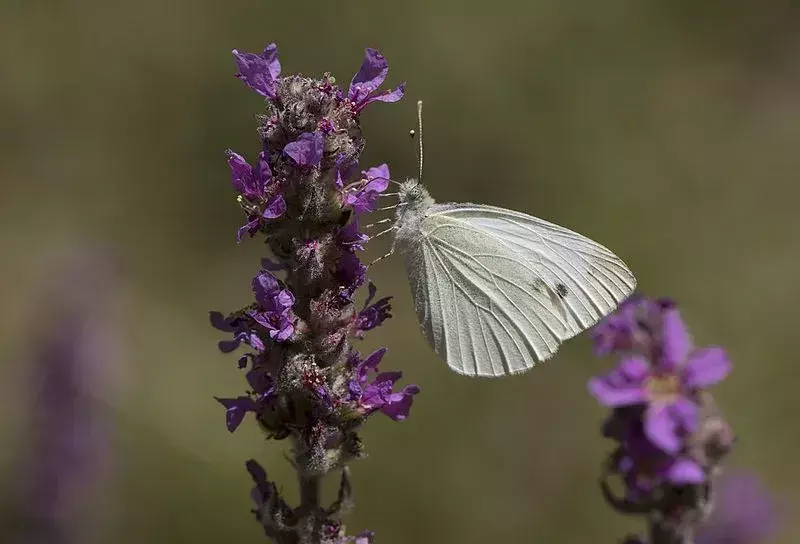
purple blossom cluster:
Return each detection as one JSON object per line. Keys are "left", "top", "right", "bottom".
{"left": 588, "top": 297, "right": 745, "bottom": 543}
{"left": 211, "top": 42, "right": 417, "bottom": 543}
{"left": 9, "top": 252, "right": 118, "bottom": 544}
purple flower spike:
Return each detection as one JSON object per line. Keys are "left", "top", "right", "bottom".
{"left": 217, "top": 42, "right": 416, "bottom": 541}
{"left": 348, "top": 48, "right": 405, "bottom": 113}
{"left": 233, "top": 43, "right": 281, "bottom": 99}
{"left": 344, "top": 164, "right": 391, "bottom": 215}
{"left": 283, "top": 131, "right": 324, "bottom": 167}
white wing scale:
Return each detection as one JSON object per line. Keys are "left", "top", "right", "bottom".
{"left": 401, "top": 203, "right": 636, "bottom": 377}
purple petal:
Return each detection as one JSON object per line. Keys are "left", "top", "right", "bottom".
{"left": 218, "top": 339, "right": 241, "bottom": 353}
{"left": 210, "top": 311, "right": 234, "bottom": 332}
{"left": 660, "top": 308, "right": 692, "bottom": 370}
{"left": 215, "top": 396, "right": 257, "bottom": 432}
{"left": 249, "top": 333, "right": 266, "bottom": 352}
{"left": 245, "top": 459, "right": 273, "bottom": 505}
{"left": 271, "top": 322, "right": 294, "bottom": 342}
{"left": 233, "top": 43, "right": 281, "bottom": 98}
{"left": 253, "top": 271, "right": 280, "bottom": 300}
{"left": 261, "top": 257, "right": 287, "bottom": 271}
{"left": 645, "top": 404, "right": 680, "bottom": 454}
{"left": 363, "top": 163, "right": 390, "bottom": 189}
{"left": 275, "top": 289, "right": 295, "bottom": 309}
{"left": 236, "top": 217, "right": 260, "bottom": 243}
{"left": 382, "top": 384, "right": 420, "bottom": 421}
{"left": 588, "top": 377, "right": 646, "bottom": 407}
{"left": 361, "top": 348, "right": 387, "bottom": 373}
{"left": 364, "top": 82, "right": 406, "bottom": 105}
{"left": 669, "top": 397, "right": 699, "bottom": 434}
{"left": 618, "top": 357, "right": 650, "bottom": 381}
{"left": 348, "top": 48, "right": 389, "bottom": 103}
{"left": 666, "top": 458, "right": 705, "bottom": 484}
{"left": 283, "top": 131, "right": 324, "bottom": 167}
{"left": 261, "top": 194, "right": 286, "bottom": 219}
{"left": 363, "top": 282, "right": 378, "bottom": 308}
{"left": 227, "top": 151, "right": 255, "bottom": 195}
{"left": 256, "top": 152, "right": 272, "bottom": 185}
{"left": 683, "top": 347, "right": 731, "bottom": 389}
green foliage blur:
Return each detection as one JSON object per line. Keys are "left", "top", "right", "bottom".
{"left": 1, "top": 0, "right": 798, "bottom": 542}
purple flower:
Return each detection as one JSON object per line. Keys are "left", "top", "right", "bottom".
{"left": 696, "top": 471, "right": 777, "bottom": 544}
{"left": 228, "top": 150, "right": 272, "bottom": 201}
{"left": 215, "top": 395, "right": 258, "bottom": 432}
{"left": 283, "top": 131, "right": 324, "bottom": 167}
{"left": 227, "top": 150, "right": 286, "bottom": 243}
{"left": 249, "top": 270, "right": 296, "bottom": 342}
{"left": 589, "top": 305, "right": 732, "bottom": 454}
{"left": 210, "top": 311, "right": 266, "bottom": 354}
{"left": 233, "top": 43, "right": 281, "bottom": 99}
{"left": 348, "top": 349, "right": 420, "bottom": 421}
{"left": 355, "top": 283, "right": 392, "bottom": 337}
{"left": 344, "top": 164, "right": 391, "bottom": 215}
{"left": 348, "top": 48, "right": 405, "bottom": 114}
{"left": 591, "top": 296, "right": 674, "bottom": 357}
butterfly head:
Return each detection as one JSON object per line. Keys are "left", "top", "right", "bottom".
{"left": 398, "top": 178, "right": 432, "bottom": 209}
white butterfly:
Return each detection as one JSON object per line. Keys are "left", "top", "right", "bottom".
{"left": 376, "top": 102, "right": 636, "bottom": 377}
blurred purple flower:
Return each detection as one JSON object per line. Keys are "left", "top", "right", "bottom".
{"left": 591, "top": 296, "right": 679, "bottom": 357}
{"left": 283, "top": 131, "right": 324, "bottom": 167}
{"left": 12, "top": 251, "right": 119, "bottom": 543}
{"left": 696, "top": 471, "right": 777, "bottom": 544}
{"left": 616, "top": 419, "right": 705, "bottom": 501}
{"left": 589, "top": 306, "right": 731, "bottom": 454}
{"left": 233, "top": 43, "right": 281, "bottom": 99}
{"left": 348, "top": 48, "right": 405, "bottom": 114}
{"left": 344, "top": 164, "right": 391, "bottom": 215}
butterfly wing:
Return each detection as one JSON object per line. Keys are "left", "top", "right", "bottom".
{"left": 402, "top": 203, "right": 636, "bottom": 377}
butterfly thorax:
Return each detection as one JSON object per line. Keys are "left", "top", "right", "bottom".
{"left": 394, "top": 179, "right": 435, "bottom": 251}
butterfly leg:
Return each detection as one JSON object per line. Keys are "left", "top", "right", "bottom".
{"left": 363, "top": 217, "right": 394, "bottom": 229}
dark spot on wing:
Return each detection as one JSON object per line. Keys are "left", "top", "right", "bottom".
{"left": 555, "top": 283, "right": 568, "bottom": 298}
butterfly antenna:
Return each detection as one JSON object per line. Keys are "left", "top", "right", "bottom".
{"left": 409, "top": 100, "right": 424, "bottom": 182}
{"left": 417, "top": 100, "right": 424, "bottom": 182}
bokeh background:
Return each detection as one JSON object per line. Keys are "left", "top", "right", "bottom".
{"left": 1, "top": 0, "right": 798, "bottom": 542}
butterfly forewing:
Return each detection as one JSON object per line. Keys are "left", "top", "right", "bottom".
{"left": 403, "top": 203, "right": 636, "bottom": 377}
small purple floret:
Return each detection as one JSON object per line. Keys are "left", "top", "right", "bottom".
{"left": 348, "top": 48, "right": 405, "bottom": 113}
{"left": 233, "top": 43, "right": 281, "bottom": 99}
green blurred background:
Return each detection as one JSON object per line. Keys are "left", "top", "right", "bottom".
{"left": 1, "top": 0, "right": 798, "bottom": 542}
